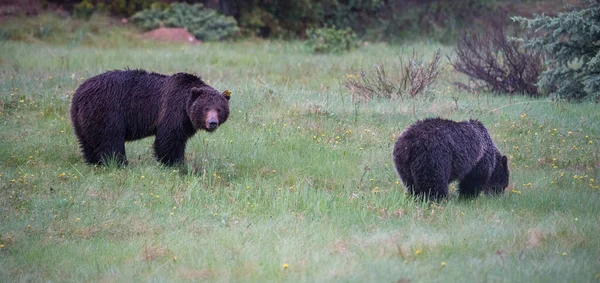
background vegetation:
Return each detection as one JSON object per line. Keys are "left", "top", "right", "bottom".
{"left": 36, "top": 0, "right": 575, "bottom": 41}
{"left": 1, "top": 8, "right": 600, "bottom": 281}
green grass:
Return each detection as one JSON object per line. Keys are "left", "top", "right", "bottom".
{"left": 1, "top": 15, "right": 600, "bottom": 283}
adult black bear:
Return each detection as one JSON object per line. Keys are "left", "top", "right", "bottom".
{"left": 393, "top": 118, "right": 509, "bottom": 201}
{"left": 70, "top": 69, "right": 230, "bottom": 166}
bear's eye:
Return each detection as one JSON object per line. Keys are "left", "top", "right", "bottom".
{"left": 204, "top": 107, "right": 209, "bottom": 112}
{"left": 217, "top": 108, "right": 222, "bottom": 113}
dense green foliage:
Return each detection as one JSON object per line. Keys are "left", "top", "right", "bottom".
{"left": 515, "top": 2, "right": 600, "bottom": 101}
{"left": 130, "top": 3, "right": 240, "bottom": 41}
{"left": 55, "top": 0, "right": 513, "bottom": 41}
{"left": 305, "top": 26, "right": 358, "bottom": 53}
{"left": 49, "top": 0, "right": 158, "bottom": 17}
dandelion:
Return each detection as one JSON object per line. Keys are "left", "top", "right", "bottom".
{"left": 73, "top": 176, "right": 77, "bottom": 180}
{"left": 76, "top": 218, "right": 81, "bottom": 221}
{"left": 155, "top": 195, "right": 160, "bottom": 199}
{"left": 441, "top": 262, "right": 446, "bottom": 267}
{"left": 415, "top": 249, "right": 421, "bottom": 255}
{"left": 170, "top": 212, "right": 174, "bottom": 216}
{"left": 19, "top": 100, "right": 24, "bottom": 103}
{"left": 562, "top": 252, "right": 567, "bottom": 256}
{"left": 359, "top": 147, "right": 364, "bottom": 150}
{"left": 173, "top": 256, "right": 177, "bottom": 261}
{"left": 0, "top": 244, "right": 4, "bottom": 248}
{"left": 282, "top": 263, "right": 289, "bottom": 269}
{"left": 272, "top": 170, "right": 276, "bottom": 173}
{"left": 568, "top": 131, "right": 572, "bottom": 135}
{"left": 141, "top": 175, "right": 145, "bottom": 179}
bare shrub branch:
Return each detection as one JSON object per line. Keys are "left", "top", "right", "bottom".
{"left": 344, "top": 49, "right": 441, "bottom": 101}
{"left": 450, "top": 14, "right": 543, "bottom": 96}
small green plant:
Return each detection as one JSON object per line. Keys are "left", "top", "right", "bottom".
{"left": 306, "top": 26, "right": 358, "bottom": 54}
{"left": 514, "top": 1, "right": 600, "bottom": 102}
{"left": 73, "top": 0, "right": 95, "bottom": 20}
{"left": 130, "top": 2, "right": 240, "bottom": 41}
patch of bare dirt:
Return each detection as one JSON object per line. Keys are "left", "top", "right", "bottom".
{"left": 142, "top": 27, "right": 202, "bottom": 44}
{"left": 179, "top": 268, "right": 218, "bottom": 280}
{"left": 526, "top": 228, "right": 546, "bottom": 248}
{"left": 138, "top": 245, "right": 168, "bottom": 261}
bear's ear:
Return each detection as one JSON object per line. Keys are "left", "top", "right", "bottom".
{"left": 501, "top": 155, "right": 508, "bottom": 166}
{"left": 222, "top": 90, "right": 231, "bottom": 101}
{"left": 191, "top": 87, "right": 206, "bottom": 99}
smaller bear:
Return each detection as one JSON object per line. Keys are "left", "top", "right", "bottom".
{"left": 70, "top": 69, "right": 230, "bottom": 166}
{"left": 392, "top": 118, "right": 509, "bottom": 201}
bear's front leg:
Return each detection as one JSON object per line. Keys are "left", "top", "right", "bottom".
{"left": 154, "top": 130, "right": 188, "bottom": 166}
{"left": 458, "top": 164, "right": 489, "bottom": 199}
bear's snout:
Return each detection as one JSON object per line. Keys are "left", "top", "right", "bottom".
{"left": 206, "top": 110, "right": 219, "bottom": 130}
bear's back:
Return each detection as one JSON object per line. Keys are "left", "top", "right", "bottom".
{"left": 395, "top": 118, "right": 487, "bottom": 169}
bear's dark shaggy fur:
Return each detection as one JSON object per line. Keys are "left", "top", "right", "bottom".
{"left": 70, "top": 69, "right": 230, "bottom": 166}
{"left": 393, "top": 118, "right": 509, "bottom": 201}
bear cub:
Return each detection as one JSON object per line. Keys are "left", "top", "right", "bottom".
{"left": 393, "top": 118, "right": 509, "bottom": 201}
{"left": 71, "top": 69, "right": 230, "bottom": 166}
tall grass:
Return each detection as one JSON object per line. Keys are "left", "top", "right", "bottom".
{"left": 0, "top": 15, "right": 599, "bottom": 282}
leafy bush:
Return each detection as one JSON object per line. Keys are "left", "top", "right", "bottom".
{"left": 450, "top": 14, "right": 543, "bottom": 96}
{"left": 514, "top": 1, "right": 600, "bottom": 102}
{"left": 344, "top": 49, "right": 441, "bottom": 101}
{"left": 73, "top": 0, "right": 95, "bottom": 20}
{"left": 130, "top": 2, "right": 240, "bottom": 41}
{"left": 306, "top": 26, "right": 358, "bottom": 54}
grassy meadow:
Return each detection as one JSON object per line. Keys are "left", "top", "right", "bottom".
{"left": 1, "top": 15, "right": 600, "bottom": 282}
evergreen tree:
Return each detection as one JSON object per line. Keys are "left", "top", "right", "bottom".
{"left": 514, "top": 1, "right": 600, "bottom": 101}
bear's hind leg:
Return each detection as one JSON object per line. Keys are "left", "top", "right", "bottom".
{"left": 97, "top": 138, "right": 127, "bottom": 166}
{"left": 412, "top": 172, "right": 449, "bottom": 201}
{"left": 94, "top": 122, "right": 128, "bottom": 166}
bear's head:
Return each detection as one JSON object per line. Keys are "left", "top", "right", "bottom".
{"left": 188, "top": 87, "right": 230, "bottom": 132}
{"left": 486, "top": 154, "right": 509, "bottom": 195}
